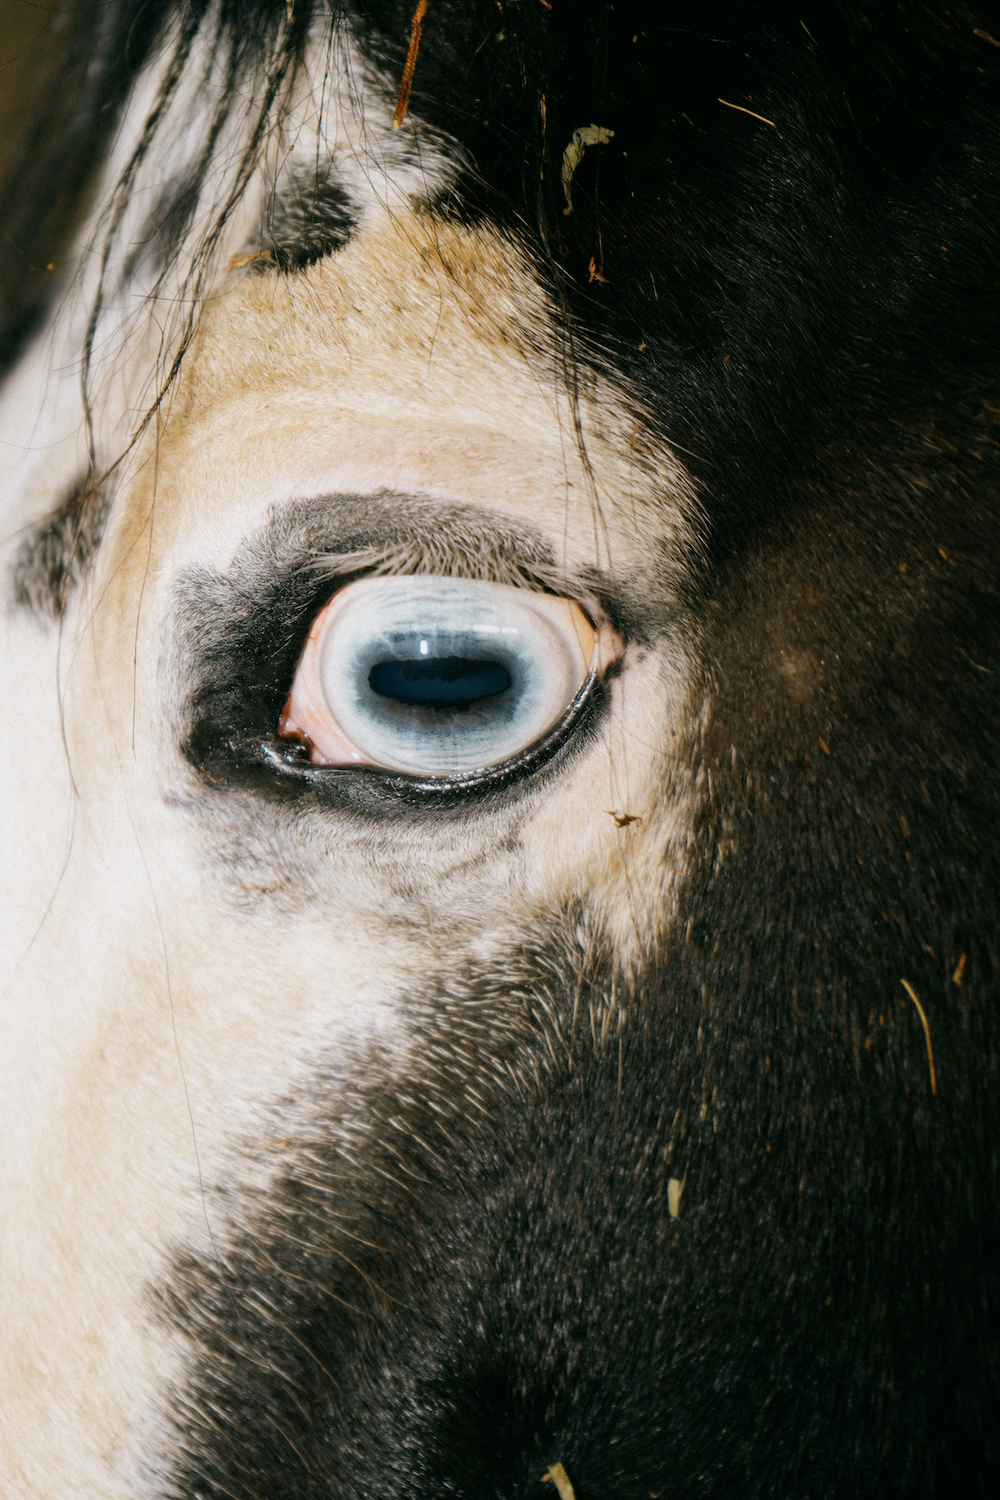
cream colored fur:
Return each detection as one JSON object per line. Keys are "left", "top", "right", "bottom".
{"left": 0, "top": 18, "right": 702, "bottom": 1497}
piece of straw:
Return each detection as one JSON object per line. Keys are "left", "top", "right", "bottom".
{"left": 542, "top": 1464, "right": 577, "bottom": 1500}
{"left": 900, "top": 979, "right": 937, "bottom": 1095}
{"left": 394, "top": 0, "right": 428, "bottom": 128}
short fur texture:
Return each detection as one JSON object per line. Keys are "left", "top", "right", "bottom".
{"left": 1, "top": 4, "right": 997, "bottom": 1498}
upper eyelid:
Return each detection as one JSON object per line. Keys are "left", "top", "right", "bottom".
{"left": 224, "top": 492, "right": 636, "bottom": 637}
{"left": 176, "top": 490, "right": 640, "bottom": 648}
{"left": 306, "top": 541, "right": 588, "bottom": 604}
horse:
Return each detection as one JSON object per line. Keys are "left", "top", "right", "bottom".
{"left": 1, "top": 2, "right": 997, "bottom": 1496}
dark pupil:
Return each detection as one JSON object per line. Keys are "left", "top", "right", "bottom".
{"left": 368, "top": 656, "right": 511, "bottom": 708}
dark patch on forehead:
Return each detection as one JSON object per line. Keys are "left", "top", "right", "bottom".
{"left": 127, "top": 166, "right": 207, "bottom": 285}
{"left": 262, "top": 165, "right": 358, "bottom": 270}
{"left": 129, "top": 156, "right": 360, "bottom": 287}
{"left": 156, "top": 877, "right": 996, "bottom": 1499}
{"left": 10, "top": 478, "right": 108, "bottom": 618}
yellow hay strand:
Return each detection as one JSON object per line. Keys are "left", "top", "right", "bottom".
{"left": 900, "top": 979, "right": 937, "bottom": 1095}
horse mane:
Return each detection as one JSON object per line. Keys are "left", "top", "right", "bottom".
{"left": 0, "top": 1, "right": 327, "bottom": 376}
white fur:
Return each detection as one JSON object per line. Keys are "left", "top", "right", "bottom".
{"left": 0, "top": 11, "right": 702, "bottom": 1495}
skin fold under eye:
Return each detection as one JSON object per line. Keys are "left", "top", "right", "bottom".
{"left": 279, "top": 576, "right": 613, "bottom": 777}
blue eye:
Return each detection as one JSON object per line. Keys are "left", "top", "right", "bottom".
{"left": 281, "top": 576, "right": 598, "bottom": 777}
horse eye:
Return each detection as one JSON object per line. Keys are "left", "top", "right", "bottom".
{"left": 280, "top": 576, "right": 598, "bottom": 777}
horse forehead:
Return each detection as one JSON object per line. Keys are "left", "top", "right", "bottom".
{"left": 138, "top": 213, "right": 688, "bottom": 581}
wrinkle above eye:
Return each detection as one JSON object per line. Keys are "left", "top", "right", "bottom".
{"left": 279, "top": 576, "right": 605, "bottom": 777}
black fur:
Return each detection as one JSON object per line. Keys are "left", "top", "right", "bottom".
{"left": 4, "top": 2, "right": 998, "bottom": 1496}
{"left": 10, "top": 477, "right": 108, "bottom": 616}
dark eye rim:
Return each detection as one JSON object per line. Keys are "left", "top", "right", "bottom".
{"left": 255, "top": 666, "right": 605, "bottom": 803}
{"left": 179, "top": 517, "right": 623, "bottom": 816}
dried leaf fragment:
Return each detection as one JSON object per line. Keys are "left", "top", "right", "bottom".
{"left": 562, "top": 125, "right": 615, "bottom": 214}
{"left": 607, "top": 809, "right": 641, "bottom": 828}
{"left": 542, "top": 1464, "right": 577, "bottom": 1500}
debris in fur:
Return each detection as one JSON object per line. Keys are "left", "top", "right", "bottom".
{"left": 607, "top": 809, "right": 641, "bottom": 827}
{"left": 718, "top": 97, "right": 776, "bottom": 127}
{"left": 900, "top": 979, "right": 937, "bottom": 1095}
{"left": 394, "top": 0, "right": 428, "bottom": 128}
{"left": 668, "top": 1176, "right": 684, "bottom": 1218}
{"left": 228, "top": 249, "right": 274, "bottom": 267}
{"left": 542, "top": 1463, "right": 577, "bottom": 1500}
{"left": 561, "top": 125, "right": 614, "bottom": 214}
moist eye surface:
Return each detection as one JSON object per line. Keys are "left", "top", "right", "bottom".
{"left": 282, "top": 575, "right": 597, "bottom": 777}
{"left": 368, "top": 656, "right": 513, "bottom": 707}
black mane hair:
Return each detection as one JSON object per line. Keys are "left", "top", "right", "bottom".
{"left": 4, "top": 4, "right": 1000, "bottom": 538}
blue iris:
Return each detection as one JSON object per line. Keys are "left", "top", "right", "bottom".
{"left": 314, "top": 577, "right": 591, "bottom": 775}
